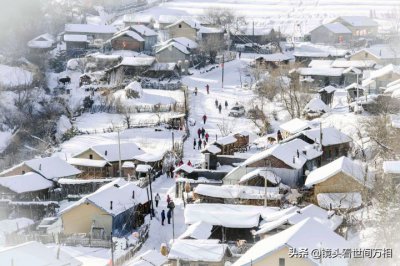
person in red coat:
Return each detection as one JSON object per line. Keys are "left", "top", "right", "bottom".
{"left": 205, "top": 132, "right": 209, "bottom": 142}
{"left": 187, "top": 160, "right": 192, "bottom": 166}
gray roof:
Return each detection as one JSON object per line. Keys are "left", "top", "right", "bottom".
{"left": 323, "top": 23, "right": 351, "bottom": 34}
{"left": 336, "top": 16, "right": 378, "bottom": 27}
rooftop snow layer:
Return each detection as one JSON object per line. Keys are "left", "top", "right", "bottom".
{"left": 27, "top": 33, "right": 55, "bottom": 49}
{"left": 130, "top": 25, "right": 158, "bottom": 36}
{"left": 279, "top": 118, "right": 310, "bottom": 134}
{"left": 322, "top": 23, "right": 351, "bottom": 34}
{"left": 0, "top": 172, "right": 53, "bottom": 193}
{"left": 125, "top": 250, "right": 167, "bottom": 266}
{"left": 119, "top": 56, "right": 155, "bottom": 66}
{"left": 302, "top": 127, "right": 352, "bottom": 146}
{"left": 65, "top": 24, "right": 117, "bottom": 34}
{"left": 298, "top": 67, "right": 345, "bottom": 77}
{"left": 304, "top": 98, "right": 330, "bottom": 113}
{"left": 0, "top": 64, "right": 33, "bottom": 87}
{"left": 383, "top": 161, "right": 400, "bottom": 174}
{"left": 67, "top": 158, "right": 110, "bottom": 167}
{"left": 75, "top": 142, "right": 144, "bottom": 162}
{"left": 194, "top": 184, "right": 281, "bottom": 200}
{"left": 178, "top": 221, "right": 213, "bottom": 240}
{"left": 64, "top": 34, "right": 88, "bottom": 42}
{"left": 168, "top": 239, "right": 228, "bottom": 262}
{"left": 239, "top": 168, "right": 281, "bottom": 184}
{"left": 111, "top": 30, "right": 145, "bottom": 42}
{"left": 317, "top": 192, "right": 362, "bottom": 209}
{"left": 336, "top": 16, "right": 378, "bottom": 27}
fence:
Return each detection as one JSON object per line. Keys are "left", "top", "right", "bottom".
{"left": 141, "top": 80, "right": 182, "bottom": 90}
{"left": 90, "top": 102, "right": 185, "bottom": 114}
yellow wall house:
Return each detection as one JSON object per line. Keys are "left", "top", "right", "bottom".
{"left": 305, "top": 156, "right": 372, "bottom": 209}
{"left": 59, "top": 178, "right": 148, "bottom": 238}
{"left": 232, "top": 218, "right": 349, "bottom": 266}
{"left": 165, "top": 19, "right": 200, "bottom": 41}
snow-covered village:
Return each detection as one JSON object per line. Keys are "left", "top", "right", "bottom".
{"left": 0, "top": 0, "right": 400, "bottom": 265}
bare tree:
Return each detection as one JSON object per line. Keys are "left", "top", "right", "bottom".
{"left": 204, "top": 8, "right": 247, "bottom": 33}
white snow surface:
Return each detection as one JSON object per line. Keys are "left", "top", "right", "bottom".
{"left": 0, "top": 172, "right": 53, "bottom": 193}
{"left": 75, "top": 142, "right": 144, "bottom": 162}
{"left": 168, "top": 239, "right": 228, "bottom": 262}
{"left": 194, "top": 184, "right": 281, "bottom": 200}
{"left": 279, "top": 118, "right": 310, "bottom": 134}
{"left": 317, "top": 192, "right": 362, "bottom": 210}
{"left": 382, "top": 161, "right": 400, "bottom": 174}
{"left": 178, "top": 221, "right": 213, "bottom": 240}
{"left": 0, "top": 64, "right": 33, "bottom": 87}
{"left": 239, "top": 168, "right": 281, "bottom": 185}
{"left": 125, "top": 250, "right": 167, "bottom": 266}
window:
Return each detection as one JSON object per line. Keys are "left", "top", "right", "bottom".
{"left": 22, "top": 170, "right": 25, "bottom": 174}
{"left": 89, "top": 154, "right": 93, "bottom": 159}
{"left": 279, "top": 258, "right": 285, "bottom": 266}
{"left": 178, "top": 24, "right": 182, "bottom": 28}
{"left": 365, "top": 52, "right": 368, "bottom": 58}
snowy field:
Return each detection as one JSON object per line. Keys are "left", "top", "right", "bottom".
{"left": 135, "top": 0, "right": 397, "bottom": 35}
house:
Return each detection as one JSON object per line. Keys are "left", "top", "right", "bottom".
{"left": 310, "top": 23, "right": 352, "bottom": 45}
{"left": 67, "top": 158, "right": 111, "bottom": 179}
{"left": 383, "top": 161, "right": 400, "bottom": 184}
{"left": 155, "top": 41, "right": 191, "bottom": 64}
{"left": 168, "top": 239, "right": 232, "bottom": 266}
{"left": 199, "top": 26, "right": 225, "bottom": 48}
{"left": 0, "top": 172, "right": 53, "bottom": 200}
{"left": 109, "top": 28, "right": 145, "bottom": 52}
{"left": 27, "top": 33, "right": 55, "bottom": 53}
{"left": 0, "top": 241, "right": 82, "bottom": 266}
{"left": 350, "top": 44, "right": 400, "bottom": 65}
{"left": 254, "top": 204, "right": 343, "bottom": 237}
{"left": 287, "top": 126, "right": 352, "bottom": 163}
{"left": 59, "top": 178, "right": 149, "bottom": 237}
{"left": 233, "top": 218, "right": 349, "bottom": 266}
{"left": 305, "top": 156, "right": 371, "bottom": 206}
{"left": 362, "top": 64, "right": 400, "bottom": 93}
{"left": 254, "top": 53, "right": 294, "bottom": 69}
{"left": 64, "top": 34, "right": 89, "bottom": 56}
{"left": 106, "top": 56, "right": 156, "bottom": 84}
{"left": 144, "top": 62, "right": 180, "bottom": 79}
{"left": 126, "top": 250, "right": 167, "bottom": 266}
{"left": 230, "top": 27, "right": 275, "bottom": 46}
{"left": 303, "top": 98, "right": 330, "bottom": 119}
{"left": 238, "top": 168, "right": 282, "bottom": 187}
{"left": 64, "top": 24, "right": 117, "bottom": 41}
{"left": 224, "top": 139, "right": 323, "bottom": 187}
{"left": 184, "top": 203, "right": 277, "bottom": 241}
{"left": 293, "top": 43, "right": 348, "bottom": 65}
{"left": 130, "top": 25, "right": 158, "bottom": 51}
{"left": 73, "top": 143, "right": 145, "bottom": 177}
{"left": 318, "top": 85, "right": 337, "bottom": 105}
{"left": 0, "top": 156, "right": 81, "bottom": 181}
{"left": 317, "top": 192, "right": 362, "bottom": 210}
{"left": 214, "top": 135, "right": 238, "bottom": 155}
{"left": 201, "top": 145, "right": 222, "bottom": 170}
{"left": 279, "top": 118, "right": 311, "bottom": 139}
{"left": 193, "top": 184, "right": 282, "bottom": 206}
{"left": 331, "top": 16, "right": 378, "bottom": 37}
{"left": 342, "top": 66, "right": 363, "bottom": 87}
{"left": 123, "top": 14, "right": 155, "bottom": 28}
{"left": 165, "top": 19, "right": 200, "bottom": 41}
{"left": 297, "top": 67, "right": 345, "bottom": 86}
{"left": 178, "top": 221, "right": 213, "bottom": 240}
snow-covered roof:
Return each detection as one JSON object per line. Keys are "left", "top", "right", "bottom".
{"left": 0, "top": 64, "right": 33, "bottom": 87}
{"left": 232, "top": 26, "right": 272, "bottom": 36}
{"left": 0, "top": 241, "right": 82, "bottom": 266}
{"left": 383, "top": 161, "right": 400, "bottom": 174}
{"left": 27, "top": 33, "right": 55, "bottom": 49}
{"left": 234, "top": 218, "right": 348, "bottom": 266}
{"left": 168, "top": 239, "right": 228, "bottom": 262}
{"left": 119, "top": 56, "right": 155, "bottom": 66}
{"left": 122, "top": 161, "right": 135, "bottom": 168}
{"left": 387, "top": 78, "right": 400, "bottom": 88}
{"left": 322, "top": 23, "right": 351, "bottom": 34}
{"left": 126, "top": 250, "right": 167, "bottom": 266}
{"left": 332, "top": 59, "right": 375, "bottom": 68}
{"left": 156, "top": 41, "right": 190, "bottom": 55}
{"left": 305, "top": 156, "right": 367, "bottom": 187}
{"left": 336, "top": 16, "right": 378, "bottom": 27}
{"left": 317, "top": 192, "right": 362, "bottom": 210}
{"left": 279, "top": 118, "right": 310, "bottom": 134}
{"left": 111, "top": 30, "right": 145, "bottom": 42}
{"left": 254, "top": 204, "right": 343, "bottom": 235}
{"left": 384, "top": 83, "right": 400, "bottom": 95}
{"left": 75, "top": 143, "right": 144, "bottom": 162}
{"left": 59, "top": 178, "right": 147, "bottom": 216}
{"left": 215, "top": 135, "right": 237, "bottom": 146}
{"left": 123, "top": 14, "right": 154, "bottom": 24}
{"left": 199, "top": 26, "right": 224, "bottom": 34}
{"left": 304, "top": 98, "right": 330, "bottom": 113}
{"left": 358, "top": 44, "right": 400, "bottom": 60}
{"left": 165, "top": 19, "right": 201, "bottom": 30}
{"left": 130, "top": 25, "right": 158, "bottom": 36}
{"left": 184, "top": 203, "right": 277, "bottom": 228}
{"left": 67, "top": 158, "right": 109, "bottom": 168}
{"left": 178, "top": 221, "right": 213, "bottom": 240}
{"left": 148, "top": 62, "right": 177, "bottom": 71}
{"left": 342, "top": 66, "right": 362, "bottom": 75}
{"left": 298, "top": 67, "right": 345, "bottom": 77}
{"left": 308, "top": 60, "right": 333, "bottom": 68}
{"left": 239, "top": 168, "right": 281, "bottom": 185}
{"left": 302, "top": 127, "right": 352, "bottom": 146}
{"left": 318, "top": 85, "right": 337, "bottom": 93}
{"left": 135, "top": 164, "right": 152, "bottom": 173}
{"left": 65, "top": 24, "right": 117, "bottom": 34}
{"left": 194, "top": 184, "right": 281, "bottom": 200}
{"left": 57, "top": 178, "right": 114, "bottom": 185}
{"left": 0, "top": 172, "right": 53, "bottom": 194}
{"left": 242, "top": 139, "right": 322, "bottom": 170}
{"left": 345, "top": 82, "right": 362, "bottom": 90}
{"left": 173, "top": 164, "right": 194, "bottom": 173}
{"left": 63, "top": 34, "right": 88, "bottom": 42}
{"left": 133, "top": 152, "right": 164, "bottom": 163}
{"left": 0, "top": 157, "right": 81, "bottom": 181}
{"left": 366, "top": 64, "right": 400, "bottom": 81}
{"left": 256, "top": 53, "right": 294, "bottom": 62}
{"left": 201, "top": 144, "right": 221, "bottom": 155}
{"left": 0, "top": 218, "right": 34, "bottom": 236}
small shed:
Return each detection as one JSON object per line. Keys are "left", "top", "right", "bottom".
{"left": 318, "top": 85, "right": 336, "bottom": 105}
{"left": 214, "top": 135, "right": 238, "bottom": 155}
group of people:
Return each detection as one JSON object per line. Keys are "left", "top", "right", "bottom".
{"left": 215, "top": 99, "right": 228, "bottom": 114}
{"left": 156, "top": 194, "right": 174, "bottom": 226}
{"left": 194, "top": 127, "right": 210, "bottom": 150}
{"left": 193, "top": 84, "right": 210, "bottom": 96}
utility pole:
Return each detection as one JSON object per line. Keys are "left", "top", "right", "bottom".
{"left": 148, "top": 168, "right": 154, "bottom": 218}
{"left": 172, "top": 132, "right": 175, "bottom": 151}
{"left": 221, "top": 54, "right": 225, "bottom": 89}
{"left": 117, "top": 130, "right": 122, "bottom": 177}
{"left": 110, "top": 232, "right": 114, "bottom": 266}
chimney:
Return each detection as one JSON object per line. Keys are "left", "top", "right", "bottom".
{"left": 303, "top": 149, "right": 307, "bottom": 155}
{"left": 293, "top": 156, "right": 295, "bottom": 164}
{"left": 110, "top": 201, "right": 113, "bottom": 210}
{"left": 39, "top": 164, "right": 42, "bottom": 171}
{"left": 105, "top": 150, "right": 108, "bottom": 156}
{"left": 379, "top": 49, "right": 382, "bottom": 56}
{"left": 297, "top": 149, "right": 300, "bottom": 158}
{"left": 132, "top": 190, "right": 135, "bottom": 199}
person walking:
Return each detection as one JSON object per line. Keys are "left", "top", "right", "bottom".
{"left": 167, "top": 195, "right": 171, "bottom": 204}
{"left": 178, "top": 160, "right": 183, "bottom": 166}
{"left": 161, "top": 210, "right": 165, "bottom": 226}
{"left": 193, "top": 138, "right": 196, "bottom": 149}
{"left": 187, "top": 160, "right": 192, "bottom": 166}
{"left": 155, "top": 193, "right": 161, "bottom": 207}
{"left": 203, "top": 139, "right": 207, "bottom": 148}
{"left": 215, "top": 99, "right": 218, "bottom": 108}
{"left": 225, "top": 100, "right": 228, "bottom": 109}
{"left": 167, "top": 209, "right": 172, "bottom": 224}
{"left": 202, "top": 114, "right": 207, "bottom": 124}
{"left": 205, "top": 132, "right": 209, "bottom": 142}
{"left": 218, "top": 104, "right": 222, "bottom": 114}
{"left": 194, "top": 87, "right": 198, "bottom": 96}
{"left": 238, "top": 51, "right": 242, "bottom": 59}
{"left": 169, "top": 166, "right": 175, "bottom": 178}
{"left": 206, "top": 84, "right": 209, "bottom": 94}
{"left": 201, "top": 127, "right": 205, "bottom": 138}
{"left": 198, "top": 138, "right": 202, "bottom": 150}
{"left": 197, "top": 128, "right": 201, "bottom": 138}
